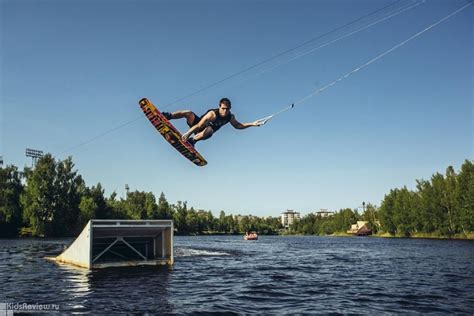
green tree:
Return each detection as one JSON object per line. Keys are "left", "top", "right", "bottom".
{"left": 79, "top": 196, "right": 98, "bottom": 224}
{"left": 379, "top": 190, "right": 397, "bottom": 234}
{"left": 78, "top": 183, "right": 109, "bottom": 226}
{"left": 124, "top": 190, "right": 157, "bottom": 219}
{"left": 0, "top": 165, "right": 24, "bottom": 237}
{"left": 334, "top": 208, "right": 358, "bottom": 232}
{"left": 239, "top": 216, "right": 252, "bottom": 233}
{"left": 227, "top": 214, "right": 237, "bottom": 234}
{"left": 456, "top": 160, "right": 474, "bottom": 233}
{"left": 443, "top": 166, "right": 458, "bottom": 235}
{"left": 206, "top": 211, "right": 216, "bottom": 232}
{"left": 186, "top": 207, "right": 199, "bottom": 233}
{"left": 157, "top": 192, "right": 173, "bottom": 219}
{"left": 21, "top": 155, "right": 84, "bottom": 236}
{"left": 392, "top": 187, "right": 417, "bottom": 236}
{"left": 362, "top": 203, "right": 379, "bottom": 233}
{"left": 319, "top": 220, "right": 334, "bottom": 235}
{"left": 416, "top": 179, "right": 436, "bottom": 233}
{"left": 173, "top": 201, "right": 188, "bottom": 234}
{"left": 379, "top": 161, "right": 474, "bottom": 237}
{"left": 430, "top": 173, "right": 451, "bottom": 235}
{"left": 218, "top": 210, "right": 227, "bottom": 232}
{"left": 106, "top": 192, "right": 129, "bottom": 219}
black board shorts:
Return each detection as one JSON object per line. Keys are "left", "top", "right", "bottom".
{"left": 188, "top": 112, "right": 201, "bottom": 128}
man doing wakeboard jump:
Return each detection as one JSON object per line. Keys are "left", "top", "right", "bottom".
{"left": 162, "top": 98, "right": 263, "bottom": 146}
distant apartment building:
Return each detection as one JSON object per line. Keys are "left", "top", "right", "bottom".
{"left": 281, "top": 210, "right": 300, "bottom": 228}
{"left": 315, "top": 209, "right": 334, "bottom": 218}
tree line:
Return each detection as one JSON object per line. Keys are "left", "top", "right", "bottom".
{"left": 289, "top": 160, "right": 473, "bottom": 238}
{"left": 0, "top": 154, "right": 282, "bottom": 237}
{"left": 1, "top": 155, "right": 472, "bottom": 238}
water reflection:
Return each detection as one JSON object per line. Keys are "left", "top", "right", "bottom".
{"left": 87, "top": 266, "right": 174, "bottom": 313}
{"left": 55, "top": 262, "right": 174, "bottom": 313}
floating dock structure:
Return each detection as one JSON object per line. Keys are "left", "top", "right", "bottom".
{"left": 54, "top": 220, "right": 174, "bottom": 269}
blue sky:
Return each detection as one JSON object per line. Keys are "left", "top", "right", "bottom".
{"left": 1, "top": 0, "right": 472, "bottom": 216}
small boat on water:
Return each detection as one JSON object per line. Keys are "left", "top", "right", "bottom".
{"left": 244, "top": 231, "right": 258, "bottom": 240}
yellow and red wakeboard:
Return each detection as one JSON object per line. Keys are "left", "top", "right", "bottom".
{"left": 139, "top": 98, "right": 207, "bottom": 167}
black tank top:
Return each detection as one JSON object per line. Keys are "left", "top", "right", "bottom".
{"left": 206, "top": 109, "right": 231, "bottom": 132}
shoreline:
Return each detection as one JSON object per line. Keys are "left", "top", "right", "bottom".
{"left": 369, "top": 232, "right": 474, "bottom": 240}
{"left": 5, "top": 231, "right": 474, "bottom": 240}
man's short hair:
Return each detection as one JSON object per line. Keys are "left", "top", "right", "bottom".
{"left": 219, "top": 98, "right": 231, "bottom": 108}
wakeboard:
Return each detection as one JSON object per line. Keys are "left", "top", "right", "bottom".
{"left": 139, "top": 98, "right": 207, "bottom": 166}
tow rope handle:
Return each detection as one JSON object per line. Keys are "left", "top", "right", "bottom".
{"left": 256, "top": 103, "right": 294, "bottom": 126}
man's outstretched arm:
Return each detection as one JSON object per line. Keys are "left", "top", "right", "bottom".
{"left": 230, "top": 115, "right": 263, "bottom": 129}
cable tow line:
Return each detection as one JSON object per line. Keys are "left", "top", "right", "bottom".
{"left": 256, "top": 2, "right": 472, "bottom": 125}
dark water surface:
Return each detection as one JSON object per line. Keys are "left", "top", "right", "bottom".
{"left": 1, "top": 236, "right": 473, "bottom": 314}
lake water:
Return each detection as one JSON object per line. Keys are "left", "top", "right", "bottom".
{"left": 1, "top": 235, "right": 473, "bottom": 314}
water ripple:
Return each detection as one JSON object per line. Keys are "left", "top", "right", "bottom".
{"left": 1, "top": 236, "right": 473, "bottom": 314}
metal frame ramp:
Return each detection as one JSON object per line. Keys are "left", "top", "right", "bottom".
{"left": 54, "top": 220, "right": 174, "bottom": 269}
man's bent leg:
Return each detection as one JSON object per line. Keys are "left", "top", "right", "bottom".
{"left": 193, "top": 126, "right": 214, "bottom": 143}
{"left": 166, "top": 110, "right": 198, "bottom": 127}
